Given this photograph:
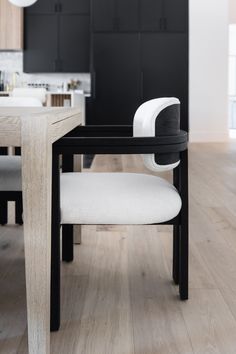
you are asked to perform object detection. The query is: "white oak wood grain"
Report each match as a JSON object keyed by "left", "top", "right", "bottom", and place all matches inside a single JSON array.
[
  {"left": 0, "top": 107, "right": 82, "bottom": 354},
  {"left": 0, "top": 0, "right": 23, "bottom": 50}
]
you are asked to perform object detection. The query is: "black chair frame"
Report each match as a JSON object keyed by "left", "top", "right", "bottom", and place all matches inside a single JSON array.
[
  {"left": 0, "top": 147, "right": 23, "bottom": 225},
  {"left": 0, "top": 191, "right": 23, "bottom": 225},
  {"left": 50, "top": 125, "right": 188, "bottom": 331}
]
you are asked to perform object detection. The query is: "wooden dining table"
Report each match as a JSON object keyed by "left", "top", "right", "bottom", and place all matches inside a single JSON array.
[{"left": 0, "top": 107, "right": 83, "bottom": 354}]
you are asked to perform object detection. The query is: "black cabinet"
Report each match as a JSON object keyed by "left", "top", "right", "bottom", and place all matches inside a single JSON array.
[
  {"left": 91, "top": 34, "right": 141, "bottom": 125},
  {"left": 24, "top": 0, "right": 90, "bottom": 73},
  {"left": 89, "top": 0, "right": 189, "bottom": 131},
  {"left": 60, "top": 0, "right": 89, "bottom": 14},
  {"left": 140, "top": 0, "right": 163, "bottom": 32},
  {"left": 141, "top": 34, "right": 188, "bottom": 129},
  {"left": 164, "top": 0, "right": 188, "bottom": 32},
  {"left": 92, "top": 0, "right": 114, "bottom": 32},
  {"left": 26, "top": 0, "right": 55, "bottom": 14},
  {"left": 92, "top": 0, "right": 139, "bottom": 32},
  {"left": 59, "top": 15, "right": 90, "bottom": 72},
  {"left": 140, "top": 0, "right": 188, "bottom": 32},
  {"left": 24, "top": 15, "right": 58, "bottom": 72}
]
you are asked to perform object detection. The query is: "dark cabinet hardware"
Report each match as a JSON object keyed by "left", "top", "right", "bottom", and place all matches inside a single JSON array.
[
  {"left": 92, "top": 0, "right": 139, "bottom": 32},
  {"left": 163, "top": 18, "right": 167, "bottom": 31},
  {"left": 53, "top": 60, "right": 57, "bottom": 72},
  {"left": 114, "top": 17, "right": 120, "bottom": 31},
  {"left": 160, "top": 18, "right": 163, "bottom": 31}
]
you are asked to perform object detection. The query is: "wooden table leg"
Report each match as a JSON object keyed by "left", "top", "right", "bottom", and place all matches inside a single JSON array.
[{"left": 21, "top": 117, "right": 52, "bottom": 354}]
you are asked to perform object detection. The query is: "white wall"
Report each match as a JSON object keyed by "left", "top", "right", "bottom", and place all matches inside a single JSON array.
[{"left": 189, "top": 0, "right": 229, "bottom": 142}]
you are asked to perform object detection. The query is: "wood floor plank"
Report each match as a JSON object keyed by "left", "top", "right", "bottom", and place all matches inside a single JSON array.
[
  {"left": 0, "top": 225, "right": 27, "bottom": 354},
  {"left": 181, "top": 289, "right": 236, "bottom": 354},
  {"left": 70, "top": 230, "right": 134, "bottom": 354},
  {"left": 128, "top": 226, "right": 193, "bottom": 354}
]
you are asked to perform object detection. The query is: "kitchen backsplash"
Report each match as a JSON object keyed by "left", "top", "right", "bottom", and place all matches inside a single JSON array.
[{"left": 0, "top": 52, "right": 90, "bottom": 92}]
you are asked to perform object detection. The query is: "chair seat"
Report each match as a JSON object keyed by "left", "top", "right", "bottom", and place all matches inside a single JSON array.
[
  {"left": 0, "top": 156, "right": 22, "bottom": 191},
  {"left": 61, "top": 173, "right": 182, "bottom": 225}
]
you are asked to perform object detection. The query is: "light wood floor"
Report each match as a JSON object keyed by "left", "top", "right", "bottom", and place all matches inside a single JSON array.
[{"left": 1, "top": 143, "right": 236, "bottom": 354}]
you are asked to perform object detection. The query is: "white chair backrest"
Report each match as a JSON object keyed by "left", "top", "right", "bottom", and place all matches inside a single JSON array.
[
  {"left": 12, "top": 88, "right": 47, "bottom": 105},
  {"left": 0, "top": 97, "right": 42, "bottom": 107},
  {"left": 133, "top": 97, "right": 180, "bottom": 172}
]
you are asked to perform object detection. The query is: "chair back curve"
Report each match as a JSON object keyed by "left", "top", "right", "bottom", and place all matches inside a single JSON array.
[{"left": 133, "top": 97, "right": 181, "bottom": 172}]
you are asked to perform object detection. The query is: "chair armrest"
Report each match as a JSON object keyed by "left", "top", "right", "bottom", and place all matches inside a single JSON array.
[
  {"left": 65, "top": 125, "right": 133, "bottom": 138},
  {"left": 54, "top": 130, "right": 188, "bottom": 156}
]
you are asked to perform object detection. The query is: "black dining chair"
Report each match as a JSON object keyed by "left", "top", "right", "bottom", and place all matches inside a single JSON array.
[{"left": 50, "top": 97, "right": 189, "bottom": 331}]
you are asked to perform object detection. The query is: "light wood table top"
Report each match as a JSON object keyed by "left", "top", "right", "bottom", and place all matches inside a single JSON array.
[{"left": 0, "top": 107, "right": 82, "bottom": 354}]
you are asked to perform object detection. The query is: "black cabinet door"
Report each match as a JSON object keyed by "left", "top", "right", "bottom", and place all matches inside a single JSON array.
[
  {"left": 92, "top": 0, "right": 139, "bottom": 32},
  {"left": 60, "top": 0, "right": 89, "bottom": 14},
  {"left": 24, "top": 15, "right": 58, "bottom": 72},
  {"left": 115, "top": 0, "right": 139, "bottom": 32},
  {"left": 26, "top": 0, "right": 56, "bottom": 14},
  {"left": 140, "top": 0, "right": 163, "bottom": 32},
  {"left": 92, "top": 34, "right": 141, "bottom": 125},
  {"left": 92, "top": 0, "right": 115, "bottom": 32},
  {"left": 164, "top": 0, "right": 188, "bottom": 32},
  {"left": 59, "top": 15, "right": 90, "bottom": 72},
  {"left": 141, "top": 34, "right": 188, "bottom": 130}
]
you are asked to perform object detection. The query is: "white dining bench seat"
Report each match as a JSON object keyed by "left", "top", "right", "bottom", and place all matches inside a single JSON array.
[{"left": 60, "top": 172, "right": 182, "bottom": 225}]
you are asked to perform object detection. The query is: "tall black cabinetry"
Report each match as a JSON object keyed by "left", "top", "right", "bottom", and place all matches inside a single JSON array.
[
  {"left": 89, "top": 0, "right": 189, "bottom": 131},
  {"left": 92, "top": 34, "right": 141, "bottom": 125},
  {"left": 24, "top": 0, "right": 90, "bottom": 73}
]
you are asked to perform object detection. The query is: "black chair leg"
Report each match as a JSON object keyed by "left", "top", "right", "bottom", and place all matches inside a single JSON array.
[
  {"left": 15, "top": 195, "right": 23, "bottom": 225},
  {"left": 173, "top": 225, "right": 180, "bottom": 285},
  {"left": 0, "top": 200, "right": 8, "bottom": 225},
  {"left": 179, "top": 223, "right": 188, "bottom": 300},
  {"left": 179, "top": 149, "right": 189, "bottom": 301},
  {"left": 62, "top": 225, "right": 74, "bottom": 263}
]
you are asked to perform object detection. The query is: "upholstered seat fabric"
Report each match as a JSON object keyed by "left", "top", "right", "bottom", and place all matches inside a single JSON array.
[
  {"left": 61, "top": 172, "right": 182, "bottom": 225},
  {"left": 0, "top": 97, "right": 42, "bottom": 107},
  {"left": 0, "top": 156, "right": 22, "bottom": 191}
]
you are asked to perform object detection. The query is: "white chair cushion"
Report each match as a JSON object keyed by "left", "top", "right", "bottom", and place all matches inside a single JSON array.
[
  {"left": 0, "top": 97, "right": 42, "bottom": 107},
  {"left": 61, "top": 172, "right": 182, "bottom": 225},
  {"left": 12, "top": 88, "right": 47, "bottom": 105},
  {"left": 0, "top": 156, "right": 22, "bottom": 191}
]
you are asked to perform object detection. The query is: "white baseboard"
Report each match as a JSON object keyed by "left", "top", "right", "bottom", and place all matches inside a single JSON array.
[{"left": 189, "top": 131, "right": 229, "bottom": 142}]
